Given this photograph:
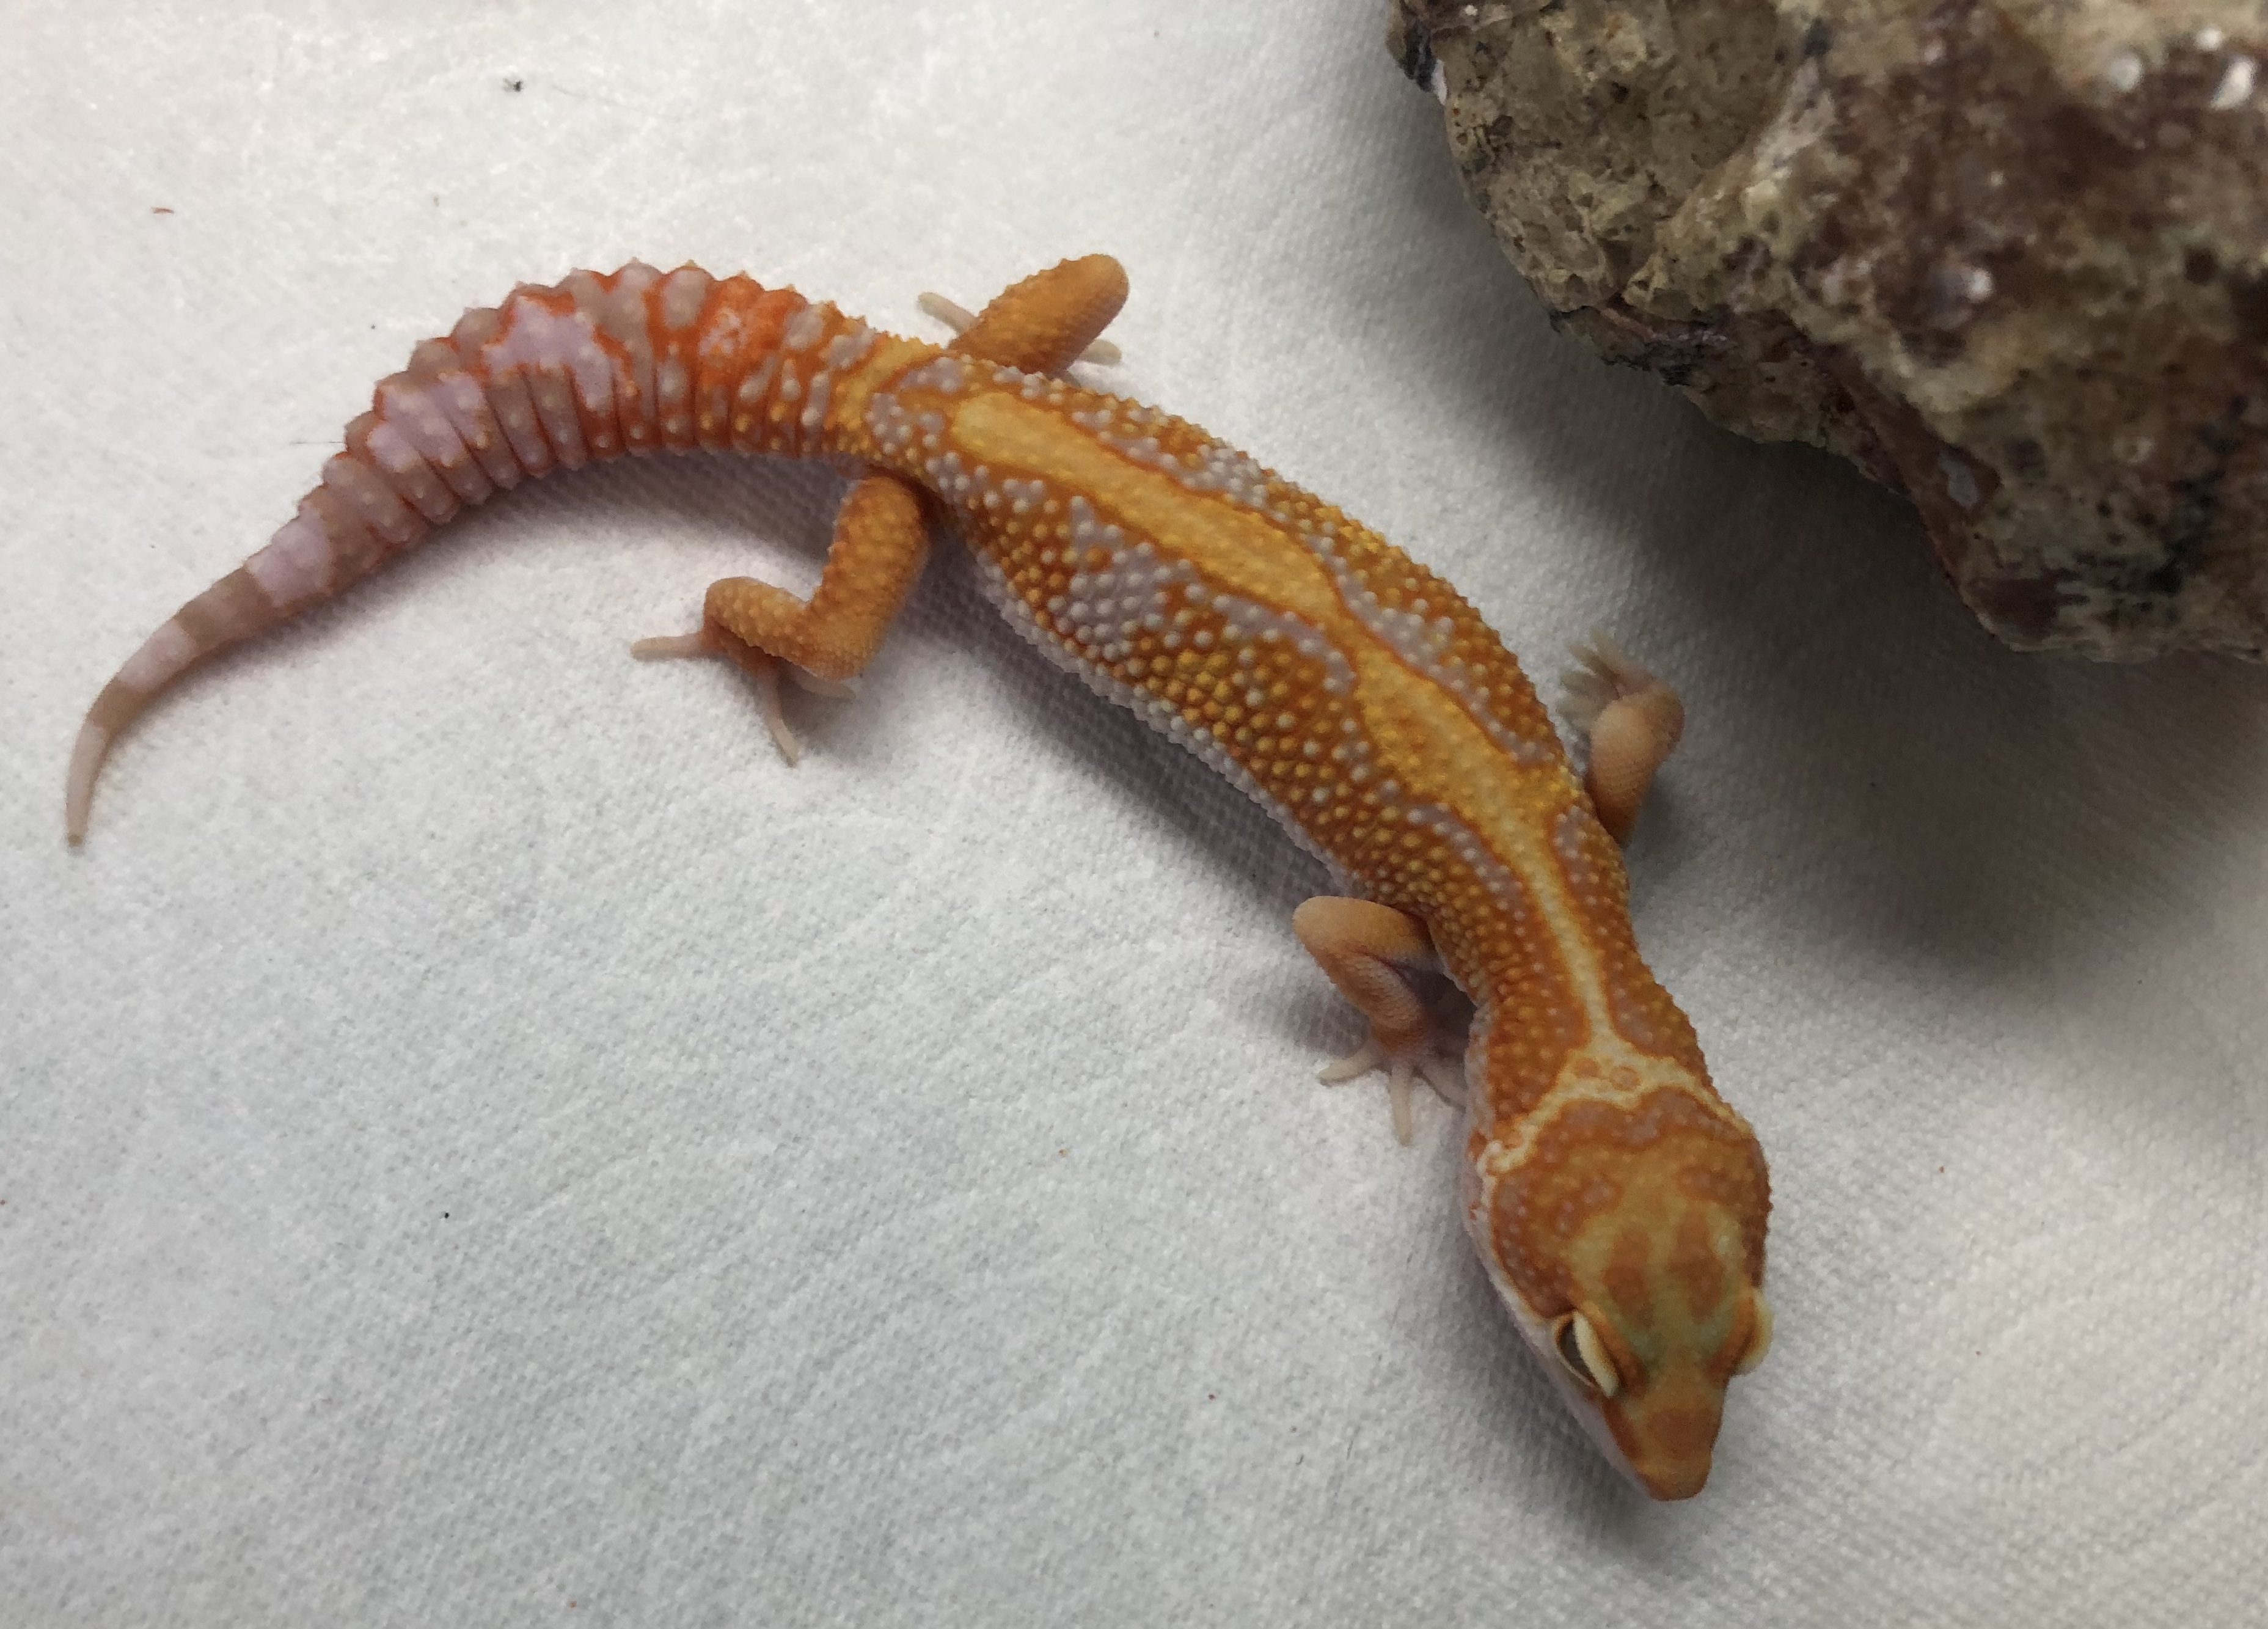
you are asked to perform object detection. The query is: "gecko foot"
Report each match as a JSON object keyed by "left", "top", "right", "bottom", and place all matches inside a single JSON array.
[
  {"left": 917, "top": 291, "right": 1122, "bottom": 366},
  {"left": 1559, "top": 628, "right": 1661, "bottom": 734},
  {"left": 1317, "top": 1012, "right": 1469, "bottom": 1146},
  {"left": 632, "top": 624, "right": 850, "bottom": 764},
  {"left": 1557, "top": 628, "right": 1685, "bottom": 845}
]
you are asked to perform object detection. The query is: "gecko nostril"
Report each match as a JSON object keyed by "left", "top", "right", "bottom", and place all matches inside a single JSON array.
[{"left": 1643, "top": 1405, "right": 1722, "bottom": 1463}]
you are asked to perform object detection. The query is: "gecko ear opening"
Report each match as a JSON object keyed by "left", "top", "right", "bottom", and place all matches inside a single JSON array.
[
  {"left": 1551, "top": 1311, "right": 1622, "bottom": 1397},
  {"left": 1733, "top": 1290, "right": 1775, "bottom": 1376}
]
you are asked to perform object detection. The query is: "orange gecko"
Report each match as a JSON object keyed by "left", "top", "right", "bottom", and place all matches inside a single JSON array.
[{"left": 65, "top": 255, "right": 1772, "bottom": 1499}]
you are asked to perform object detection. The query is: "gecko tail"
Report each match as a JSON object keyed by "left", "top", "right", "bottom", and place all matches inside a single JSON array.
[
  {"left": 65, "top": 444, "right": 431, "bottom": 844},
  {"left": 65, "top": 558, "right": 305, "bottom": 844},
  {"left": 65, "top": 716, "right": 111, "bottom": 846},
  {"left": 65, "top": 260, "right": 880, "bottom": 845}
]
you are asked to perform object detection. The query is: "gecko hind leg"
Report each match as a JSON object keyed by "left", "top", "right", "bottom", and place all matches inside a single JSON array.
[
  {"left": 632, "top": 471, "right": 930, "bottom": 763},
  {"left": 920, "top": 254, "right": 1130, "bottom": 373},
  {"left": 1293, "top": 897, "right": 1470, "bottom": 1145},
  {"left": 1559, "top": 629, "right": 1686, "bottom": 845}
]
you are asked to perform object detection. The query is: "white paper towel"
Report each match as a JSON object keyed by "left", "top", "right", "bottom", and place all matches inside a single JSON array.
[{"left": 5, "top": 3, "right": 2265, "bottom": 1625}]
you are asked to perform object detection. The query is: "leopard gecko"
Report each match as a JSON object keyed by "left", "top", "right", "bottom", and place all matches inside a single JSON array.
[{"left": 65, "top": 254, "right": 1772, "bottom": 1499}]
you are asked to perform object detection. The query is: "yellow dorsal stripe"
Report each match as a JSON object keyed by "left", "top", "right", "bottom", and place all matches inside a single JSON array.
[{"left": 948, "top": 390, "right": 1620, "bottom": 1038}]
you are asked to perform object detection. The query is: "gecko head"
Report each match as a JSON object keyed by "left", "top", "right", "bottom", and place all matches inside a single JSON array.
[
  {"left": 1539, "top": 1272, "right": 1772, "bottom": 1501},
  {"left": 1483, "top": 1088, "right": 1773, "bottom": 1501}
]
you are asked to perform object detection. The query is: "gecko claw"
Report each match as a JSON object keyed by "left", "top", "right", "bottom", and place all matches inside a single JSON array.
[
  {"left": 786, "top": 668, "right": 858, "bottom": 700},
  {"left": 632, "top": 623, "right": 815, "bottom": 764},
  {"left": 1558, "top": 626, "right": 1647, "bottom": 735},
  {"left": 916, "top": 291, "right": 978, "bottom": 334},
  {"left": 1319, "top": 1034, "right": 1467, "bottom": 1145},
  {"left": 748, "top": 661, "right": 802, "bottom": 764},
  {"left": 1555, "top": 628, "right": 1685, "bottom": 844},
  {"left": 1316, "top": 1038, "right": 1386, "bottom": 1084},
  {"left": 629, "top": 630, "right": 716, "bottom": 661}
]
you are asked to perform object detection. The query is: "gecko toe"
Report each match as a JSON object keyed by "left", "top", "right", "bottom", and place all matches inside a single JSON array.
[
  {"left": 1319, "top": 1029, "right": 1465, "bottom": 1142},
  {"left": 630, "top": 629, "right": 717, "bottom": 660}
]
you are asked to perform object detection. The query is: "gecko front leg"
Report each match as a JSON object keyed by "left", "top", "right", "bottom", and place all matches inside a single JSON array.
[
  {"left": 1293, "top": 896, "right": 1468, "bottom": 1144},
  {"left": 1560, "top": 631, "right": 1686, "bottom": 844},
  {"left": 921, "top": 254, "right": 1129, "bottom": 374}
]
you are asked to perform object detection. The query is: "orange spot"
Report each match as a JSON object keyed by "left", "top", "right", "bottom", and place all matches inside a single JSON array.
[
  {"left": 1490, "top": 1089, "right": 1769, "bottom": 1311},
  {"left": 1670, "top": 1206, "right": 1728, "bottom": 1318},
  {"left": 1604, "top": 1224, "right": 1652, "bottom": 1317}
]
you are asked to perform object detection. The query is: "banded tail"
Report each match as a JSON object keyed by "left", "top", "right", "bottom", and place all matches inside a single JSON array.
[{"left": 66, "top": 261, "right": 889, "bottom": 843}]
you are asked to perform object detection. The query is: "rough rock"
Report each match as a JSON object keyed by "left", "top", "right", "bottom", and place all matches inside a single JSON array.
[{"left": 1389, "top": 0, "right": 2268, "bottom": 659}]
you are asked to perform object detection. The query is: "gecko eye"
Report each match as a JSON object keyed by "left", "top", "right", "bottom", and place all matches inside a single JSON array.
[
  {"left": 1733, "top": 1291, "right": 1775, "bottom": 1376},
  {"left": 1551, "top": 1311, "right": 1622, "bottom": 1397}
]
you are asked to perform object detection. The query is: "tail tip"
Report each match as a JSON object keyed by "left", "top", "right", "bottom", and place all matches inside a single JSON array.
[{"left": 64, "top": 721, "right": 111, "bottom": 848}]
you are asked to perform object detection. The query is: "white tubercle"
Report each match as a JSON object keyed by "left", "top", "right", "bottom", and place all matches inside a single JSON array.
[
  {"left": 246, "top": 510, "right": 338, "bottom": 612},
  {"left": 658, "top": 265, "right": 712, "bottom": 330},
  {"left": 488, "top": 298, "right": 614, "bottom": 406}
]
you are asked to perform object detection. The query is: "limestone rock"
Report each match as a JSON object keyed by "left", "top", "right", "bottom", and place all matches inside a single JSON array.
[{"left": 1389, "top": 0, "right": 2268, "bottom": 659}]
